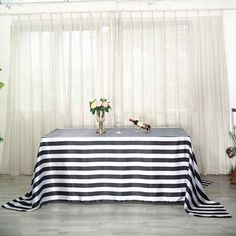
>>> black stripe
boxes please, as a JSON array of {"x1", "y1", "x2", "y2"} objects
[
  {"x1": 40, "y1": 140, "x2": 191, "y2": 147},
  {"x1": 12, "y1": 199, "x2": 32, "y2": 207},
  {"x1": 188, "y1": 154, "x2": 205, "y2": 188},
  {"x1": 184, "y1": 206, "x2": 230, "y2": 218},
  {"x1": 192, "y1": 215, "x2": 231, "y2": 218},
  {"x1": 33, "y1": 166, "x2": 189, "y2": 178},
  {"x1": 184, "y1": 200, "x2": 230, "y2": 218},
  {"x1": 2, "y1": 203, "x2": 30, "y2": 211},
  {"x1": 34, "y1": 157, "x2": 189, "y2": 169},
  {"x1": 48, "y1": 166, "x2": 188, "y2": 171},
  {"x1": 185, "y1": 183, "x2": 221, "y2": 207},
  {"x1": 32, "y1": 174, "x2": 188, "y2": 189},
  {"x1": 37, "y1": 191, "x2": 186, "y2": 198},
  {"x1": 185, "y1": 180, "x2": 210, "y2": 207},
  {"x1": 37, "y1": 149, "x2": 191, "y2": 157},
  {"x1": 34, "y1": 182, "x2": 187, "y2": 189},
  {"x1": 184, "y1": 198, "x2": 225, "y2": 212},
  {"x1": 25, "y1": 191, "x2": 32, "y2": 198},
  {"x1": 188, "y1": 165, "x2": 211, "y2": 203},
  {"x1": 18, "y1": 196, "x2": 33, "y2": 201},
  {"x1": 186, "y1": 210, "x2": 229, "y2": 215}
]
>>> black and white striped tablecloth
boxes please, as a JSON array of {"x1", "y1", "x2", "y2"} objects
[{"x1": 2, "y1": 128, "x2": 231, "y2": 217}]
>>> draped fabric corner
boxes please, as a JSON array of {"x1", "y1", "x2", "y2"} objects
[{"x1": 0, "y1": 10, "x2": 231, "y2": 175}]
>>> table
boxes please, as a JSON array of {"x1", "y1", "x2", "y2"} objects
[{"x1": 2, "y1": 128, "x2": 230, "y2": 217}]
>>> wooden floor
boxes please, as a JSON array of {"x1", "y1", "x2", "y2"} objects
[{"x1": 0, "y1": 175, "x2": 235, "y2": 236}]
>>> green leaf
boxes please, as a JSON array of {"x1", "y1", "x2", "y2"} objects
[
  {"x1": 89, "y1": 99, "x2": 96, "y2": 106},
  {"x1": 0, "y1": 81, "x2": 4, "y2": 89},
  {"x1": 0, "y1": 137, "x2": 3, "y2": 142}
]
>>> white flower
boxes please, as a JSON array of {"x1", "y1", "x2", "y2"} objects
[
  {"x1": 96, "y1": 101, "x2": 102, "y2": 107},
  {"x1": 91, "y1": 101, "x2": 96, "y2": 109},
  {"x1": 102, "y1": 101, "x2": 108, "y2": 108}
]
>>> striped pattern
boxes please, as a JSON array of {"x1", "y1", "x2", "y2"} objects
[
  {"x1": 201, "y1": 179, "x2": 213, "y2": 187},
  {"x1": 2, "y1": 132, "x2": 230, "y2": 217}
]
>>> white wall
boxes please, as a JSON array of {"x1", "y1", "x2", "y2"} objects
[
  {"x1": 224, "y1": 11, "x2": 236, "y2": 132},
  {"x1": 0, "y1": 1, "x2": 236, "y2": 171},
  {"x1": 0, "y1": 16, "x2": 11, "y2": 164}
]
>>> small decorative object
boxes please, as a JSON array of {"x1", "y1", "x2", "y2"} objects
[
  {"x1": 129, "y1": 118, "x2": 151, "y2": 131},
  {"x1": 114, "y1": 113, "x2": 122, "y2": 134},
  {"x1": 226, "y1": 147, "x2": 236, "y2": 158},
  {"x1": 89, "y1": 98, "x2": 111, "y2": 133},
  {"x1": 227, "y1": 110, "x2": 236, "y2": 183}
]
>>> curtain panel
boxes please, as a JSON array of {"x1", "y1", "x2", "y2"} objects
[{"x1": 0, "y1": 11, "x2": 231, "y2": 175}]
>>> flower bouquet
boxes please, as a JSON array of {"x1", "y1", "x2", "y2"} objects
[{"x1": 89, "y1": 98, "x2": 111, "y2": 114}]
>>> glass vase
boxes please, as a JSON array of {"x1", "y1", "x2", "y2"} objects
[{"x1": 96, "y1": 110, "x2": 106, "y2": 133}]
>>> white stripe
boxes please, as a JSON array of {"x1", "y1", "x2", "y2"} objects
[
  {"x1": 187, "y1": 212, "x2": 229, "y2": 217},
  {"x1": 33, "y1": 170, "x2": 188, "y2": 184},
  {"x1": 3, "y1": 204, "x2": 29, "y2": 211},
  {"x1": 33, "y1": 179, "x2": 186, "y2": 193},
  {"x1": 15, "y1": 197, "x2": 32, "y2": 204},
  {"x1": 38, "y1": 144, "x2": 192, "y2": 151},
  {"x1": 185, "y1": 206, "x2": 225, "y2": 211},
  {"x1": 187, "y1": 160, "x2": 216, "y2": 205},
  {"x1": 195, "y1": 178, "x2": 206, "y2": 193},
  {"x1": 184, "y1": 192, "x2": 224, "y2": 211},
  {"x1": 33, "y1": 194, "x2": 185, "y2": 207},
  {"x1": 5, "y1": 200, "x2": 31, "y2": 209},
  {"x1": 33, "y1": 178, "x2": 187, "y2": 187},
  {"x1": 34, "y1": 162, "x2": 189, "y2": 175},
  {"x1": 34, "y1": 161, "x2": 189, "y2": 169},
  {"x1": 15, "y1": 194, "x2": 32, "y2": 201},
  {"x1": 185, "y1": 187, "x2": 217, "y2": 207},
  {"x1": 33, "y1": 170, "x2": 188, "y2": 185}
]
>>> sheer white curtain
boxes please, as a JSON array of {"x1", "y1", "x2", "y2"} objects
[{"x1": 0, "y1": 10, "x2": 231, "y2": 175}]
